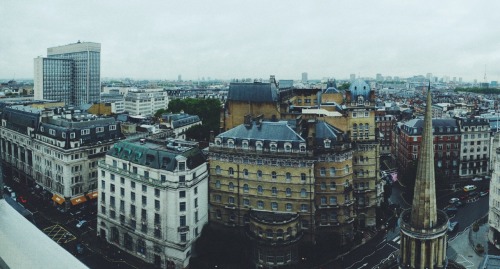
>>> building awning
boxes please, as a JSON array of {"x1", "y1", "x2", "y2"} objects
[
  {"x1": 86, "y1": 191, "x2": 98, "y2": 200},
  {"x1": 70, "y1": 196, "x2": 87, "y2": 206},
  {"x1": 51, "y1": 194, "x2": 65, "y2": 205}
]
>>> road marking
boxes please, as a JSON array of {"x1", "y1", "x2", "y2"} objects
[{"x1": 392, "y1": 236, "x2": 400, "y2": 242}]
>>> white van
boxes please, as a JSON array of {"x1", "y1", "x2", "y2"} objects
[{"x1": 463, "y1": 185, "x2": 477, "y2": 192}]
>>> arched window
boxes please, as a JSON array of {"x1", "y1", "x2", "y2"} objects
[
  {"x1": 215, "y1": 165, "x2": 221, "y2": 175},
  {"x1": 320, "y1": 167, "x2": 326, "y2": 176},
  {"x1": 272, "y1": 187, "x2": 277, "y2": 196},
  {"x1": 286, "y1": 203, "x2": 292, "y2": 211},
  {"x1": 243, "y1": 184, "x2": 249, "y2": 193},
  {"x1": 111, "y1": 227, "x2": 120, "y2": 244},
  {"x1": 228, "y1": 182, "x2": 234, "y2": 191},
  {"x1": 256, "y1": 142, "x2": 263, "y2": 150},
  {"x1": 272, "y1": 171, "x2": 277, "y2": 180},
  {"x1": 257, "y1": 170, "x2": 262, "y2": 179},
  {"x1": 345, "y1": 165, "x2": 350, "y2": 174},
  {"x1": 330, "y1": 182, "x2": 336, "y2": 190},
  {"x1": 284, "y1": 144, "x2": 291, "y2": 152},
  {"x1": 286, "y1": 172, "x2": 292, "y2": 182},
  {"x1": 300, "y1": 144, "x2": 306, "y2": 152},
  {"x1": 300, "y1": 188, "x2": 307, "y2": 198},
  {"x1": 215, "y1": 180, "x2": 221, "y2": 189},
  {"x1": 266, "y1": 229, "x2": 273, "y2": 238},
  {"x1": 286, "y1": 188, "x2": 292, "y2": 197},
  {"x1": 257, "y1": 200, "x2": 264, "y2": 209},
  {"x1": 271, "y1": 202, "x2": 278, "y2": 210},
  {"x1": 320, "y1": 197, "x2": 327, "y2": 205},
  {"x1": 277, "y1": 229, "x2": 284, "y2": 238},
  {"x1": 257, "y1": 185, "x2": 263, "y2": 194},
  {"x1": 330, "y1": 196, "x2": 337, "y2": 205},
  {"x1": 270, "y1": 144, "x2": 277, "y2": 151},
  {"x1": 243, "y1": 169, "x2": 249, "y2": 178},
  {"x1": 228, "y1": 140, "x2": 234, "y2": 148},
  {"x1": 228, "y1": 167, "x2": 234, "y2": 176},
  {"x1": 330, "y1": 167, "x2": 336, "y2": 176},
  {"x1": 353, "y1": 123, "x2": 357, "y2": 131}
]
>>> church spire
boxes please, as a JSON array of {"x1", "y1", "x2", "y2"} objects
[{"x1": 410, "y1": 83, "x2": 438, "y2": 229}]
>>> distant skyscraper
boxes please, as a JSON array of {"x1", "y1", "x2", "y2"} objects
[
  {"x1": 426, "y1": 73, "x2": 432, "y2": 81},
  {"x1": 301, "y1": 72, "x2": 308, "y2": 83},
  {"x1": 34, "y1": 41, "x2": 101, "y2": 105},
  {"x1": 376, "y1": 73, "x2": 383, "y2": 81},
  {"x1": 178, "y1": 74, "x2": 182, "y2": 82},
  {"x1": 459, "y1": 77, "x2": 463, "y2": 83},
  {"x1": 350, "y1": 73, "x2": 356, "y2": 81}
]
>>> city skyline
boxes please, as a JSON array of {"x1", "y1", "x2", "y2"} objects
[{"x1": 1, "y1": 0, "x2": 500, "y2": 81}]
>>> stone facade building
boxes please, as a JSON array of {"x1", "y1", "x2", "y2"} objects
[{"x1": 98, "y1": 138, "x2": 208, "y2": 268}]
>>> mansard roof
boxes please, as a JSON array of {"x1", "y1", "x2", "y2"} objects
[
  {"x1": 401, "y1": 118, "x2": 459, "y2": 135},
  {"x1": 218, "y1": 121, "x2": 304, "y2": 143},
  {"x1": 227, "y1": 82, "x2": 278, "y2": 103},
  {"x1": 108, "y1": 139, "x2": 206, "y2": 171}
]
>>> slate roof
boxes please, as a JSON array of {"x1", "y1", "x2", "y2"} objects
[
  {"x1": 314, "y1": 121, "x2": 344, "y2": 144},
  {"x1": 402, "y1": 118, "x2": 459, "y2": 135},
  {"x1": 218, "y1": 121, "x2": 304, "y2": 142},
  {"x1": 349, "y1": 79, "x2": 371, "y2": 100},
  {"x1": 227, "y1": 82, "x2": 278, "y2": 102},
  {"x1": 108, "y1": 139, "x2": 206, "y2": 172},
  {"x1": 161, "y1": 113, "x2": 201, "y2": 128}
]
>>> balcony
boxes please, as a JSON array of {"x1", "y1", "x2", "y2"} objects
[
  {"x1": 343, "y1": 185, "x2": 353, "y2": 193},
  {"x1": 178, "y1": 226, "x2": 189, "y2": 233}
]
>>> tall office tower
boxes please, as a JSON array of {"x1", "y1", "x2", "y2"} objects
[
  {"x1": 426, "y1": 73, "x2": 433, "y2": 81},
  {"x1": 376, "y1": 73, "x2": 383, "y2": 81},
  {"x1": 350, "y1": 74, "x2": 356, "y2": 81},
  {"x1": 301, "y1": 72, "x2": 308, "y2": 83},
  {"x1": 459, "y1": 77, "x2": 463, "y2": 83},
  {"x1": 178, "y1": 74, "x2": 182, "y2": 82},
  {"x1": 34, "y1": 41, "x2": 101, "y2": 105},
  {"x1": 399, "y1": 86, "x2": 448, "y2": 268}
]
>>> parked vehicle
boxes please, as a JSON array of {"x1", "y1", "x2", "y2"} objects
[
  {"x1": 10, "y1": 192, "x2": 16, "y2": 200},
  {"x1": 463, "y1": 185, "x2": 477, "y2": 192},
  {"x1": 446, "y1": 207, "x2": 458, "y2": 217},
  {"x1": 480, "y1": 190, "x2": 489, "y2": 197},
  {"x1": 448, "y1": 221, "x2": 459, "y2": 232},
  {"x1": 454, "y1": 201, "x2": 464, "y2": 207},
  {"x1": 449, "y1": 198, "x2": 460, "y2": 204},
  {"x1": 76, "y1": 220, "x2": 88, "y2": 228},
  {"x1": 17, "y1": 196, "x2": 27, "y2": 204}
]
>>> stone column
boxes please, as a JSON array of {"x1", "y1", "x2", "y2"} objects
[
  {"x1": 420, "y1": 240, "x2": 426, "y2": 269},
  {"x1": 410, "y1": 238, "x2": 416, "y2": 268},
  {"x1": 429, "y1": 239, "x2": 436, "y2": 268},
  {"x1": 437, "y1": 237, "x2": 443, "y2": 268},
  {"x1": 401, "y1": 235, "x2": 406, "y2": 264}
]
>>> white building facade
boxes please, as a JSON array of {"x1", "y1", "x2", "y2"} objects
[
  {"x1": 458, "y1": 118, "x2": 490, "y2": 181},
  {"x1": 97, "y1": 138, "x2": 208, "y2": 268},
  {"x1": 124, "y1": 89, "x2": 169, "y2": 116}
]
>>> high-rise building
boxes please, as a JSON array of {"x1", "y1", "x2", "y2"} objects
[
  {"x1": 376, "y1": 73, "x2": 383, "y2": 81},
  {"x1": 399, "y1": 88, "x2": 448, "y2": 268},
  {"x1": 34, "y1": 41, "x2": 101, "y2": 105},
  {"x1": 426, "y1": 73, "x2": 433, "y2": 81},
  {"x1": 301, "y1": 72, "x2": 308, "y2": 83},
  {"x1": 350, "y1": 74, "x2": 356, "y2": 81}
]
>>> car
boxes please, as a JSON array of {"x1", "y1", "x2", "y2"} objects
[
  {"x1": 454, "y1": 201, "x2": 464, "y2": 207},
  {"x1": 17, "y1": 195, "x2": 27, "y2": 204},
  {"x1": 446, "y1": 207, "x2": 458, "y2": 217},
  {"x1": 3, "y1": 185, "x2": 13, "y2": 194},
  {"x1": 10, "y1": 192, "x2": 16, "y2": 200},
  {"x1": 70, "y1": 210, "x2": 82, "y2": 216},
  {"x1": 448, "y1": 221, "x2": 459, "y2": 232},
  {"x1": 449, "y1": 198, "x2": 460, "y2": 204},
  {"x1": 463, "y1": 185, "x2": 477, "y2": 192},
  {"x1": 480, "y1": 190, "x2": 489, "y2": 197},
  {"x1": 76, "y1": 220, "x2": 88, "y2": 228}
]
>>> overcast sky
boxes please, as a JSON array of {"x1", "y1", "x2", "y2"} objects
[{"x1": 1, "y1": 0, "x2": 500, "y2": 82}]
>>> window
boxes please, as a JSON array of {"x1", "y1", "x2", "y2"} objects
[
  {"x1": 215, "y1": 180, "x2": 221, "y2": 189},
  {"x1": 272, "y1": 187, "x2": 277, "y2": 196},
  {"x1": 286, "y1": 203, "x2": 292, "y2": 211},
  {"x1": 272, "y1": 171, "x2": 277, "y2": 180},
  {"x1": 301, "y1": 204, "x2": 308, "y2": 212},
  {"x1": 320, "y1": 167, "x2": 326, "y2": 176},
  {"x1": 155, "y1": 200, "x2": 160, "y2": 210},
  {"x1": 286, "y1": 172, "x2": 292, "y2": 182},
  {"x1": 243, "y1": 169, "x2": 249, "y2": 178},
  {"x1": 142, "y1": 195, "x2": 147, "y2": 206},
  {"x1": 243, "y1": 184, "x2": 249, "y2": 193},
  {"x1": 286, "y1": 188, "x2": 292, "y2": 197},
  {"x1": 320, "y1": 182, "x2": 326, "y2": 190},
  {"x1": 330, "y1": 196, "x2": 337, "y2": 205},
  {"x1": 131, "y1": 192, "x2": 136, "y2": 201},
  {"x1": 321, "y1": 197, "x2": 327, "y2": 205},
  {"x1": 228, "y1": 182, "x2": 234, "y2": 191},
  {"x1": 330, "y1": 167, "x2": 336, "y2": 176},
  {"x1": 194, "y1": 198, "x2": 198, "y2": 208},
  {"x1": 257, "y1": 170, "x2": 263, "y2": 179},
  {"x1": 258, "y1": 185, "x2": 263, "y2": 194},
  {"x1": 142, "y1": 184, "x2": 147, "y2": 192},
  {"x1": 229, "y1": 167, "x2": 234, "y2": 177},
  {"x1": 243, "y1": 199, "x2": 250, "y2": 207},
  {"x1": 300, "y1": 188, "x2": 307, "y2": 198},
  {"x1": 155, "y1": 188, "x2": 160, "y2": 197},
  {"x1": 301, "y1": 173, "x2": 306, "y2": 182},
  {"x1": 215, "y1": 166, "x2": 221, "y2": 174},
  {"x1": 131, "y1": 181, "x2": 135, "y2": 189},
  {"x1": 271, "y1": 202, "x2": 278, "y2": 210},
  {"x1": 228, "y1": 197, "x2": 235, "y2": 204},
  {"x1": 179, "y1": 202, "x2": 186, "y2": 211},
  {"x1": 330, "y1": 182, "x2": 336, "y2": 190},
  {"x1": 257, "y1": 201, "x2": 264, "y2": 209}
]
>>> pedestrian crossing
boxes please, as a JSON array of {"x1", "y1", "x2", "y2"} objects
[{"x1": 391, "y1": 236, "x2": 401, "y2": 244}]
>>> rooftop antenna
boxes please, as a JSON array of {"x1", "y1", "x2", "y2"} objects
[{"x1": 484, "y1": 64, "x2": 488, "y2": 83}]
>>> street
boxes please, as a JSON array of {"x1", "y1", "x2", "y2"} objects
[{"x1": 337, "y1": 182, "x2": 490, "y2": 269}]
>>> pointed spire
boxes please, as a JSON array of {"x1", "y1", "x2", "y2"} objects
[{"x1": 410, "y1": 84, "x2": 438, "y2": 229}]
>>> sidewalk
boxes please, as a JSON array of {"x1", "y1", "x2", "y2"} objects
[{"x1": 447, "y1": 216, "x2": 489, "y2": 269}]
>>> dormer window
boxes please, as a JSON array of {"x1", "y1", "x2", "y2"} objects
[
  {"x1": 357, "y1": 96, "x2": 364, "y2": 105},
  {"x1": 242, "y1": 140, "x2": 249, "y2": 149},
  {"x1": 284, "y1": 143, "x2": 292, "y2": 152},
  {"x1": 270, "y1": 142, "x2": 277, "y2": 152},
  {"x1": 324, "y1": 139, "x2": 331, "y2": 148},
  {"x1": 227, "y1": 139, "x2": 234, "y2": 148},
  {"x1": 299, "y1": 144, "x2": 306, "y2": 152},
  {"x1": 215, "y1": 138, "x2": 221, "y2": 146},
  {"x1": 256, "y1": 141, "x2": 263, "y2": 151}
]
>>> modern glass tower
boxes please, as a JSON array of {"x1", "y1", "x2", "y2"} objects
[{"x1": 34, "y1": 41, "x2": 101, "y2": 105}]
